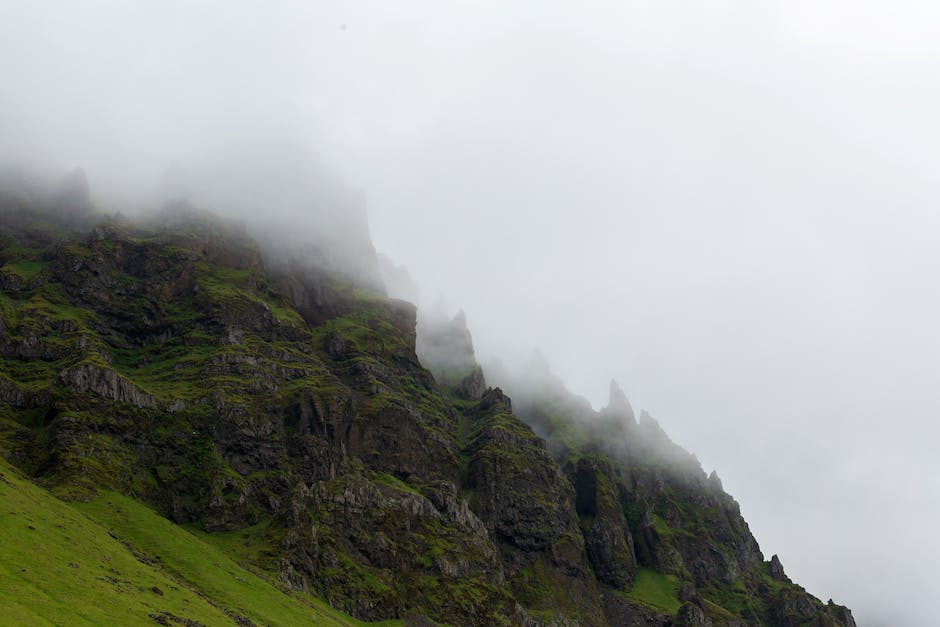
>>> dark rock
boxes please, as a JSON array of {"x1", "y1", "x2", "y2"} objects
[
  {"x1": 769, "y1": 554, "x2": 790, "y2": 582},
  {"x1": 56, "y1": 362, "x2": 156, "y2": 408},
  {"x1": 827, "y1": 601, "x2": 857, "y2": 627},
  {"x1": 600, "y1": 588, "x2": 671, "y2": 626},
  {"x1": 570, "y1": 457, "x2": 637, "y2": 588},
  {"x1": 462, "y1": 391, "x2": 604, "y2": 623},
  {"x1": 476, "y1": 387, "x2": 512, "y2": 414},
  {"x1": 325, "y1": 331, "x2": 347, "y2": 358},
  {"x1": 706, "y1": 471, "x2": 723, "y2": 493},
  {"x1": 675, "y1": 602, "x2": 712, "y2": 627},
  {"x1": 455, "y1": 365, "x2": 487, "y2": 400},
  {"x1": 679, "y1": 581, "x2": 697, "y2": 602}
]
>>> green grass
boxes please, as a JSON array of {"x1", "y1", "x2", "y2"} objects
[
  {"x1": 0, "y1": 457, "x2": 233, "y2": 626},
  {"x1": 268, "y1": 300, "x2": 306, "y2": 326},
  {"x1": 195, "y1": 264, "x2": 254, "y2": 299},
  {"x1": 700, "y1": 597, "x2": 736, "y2": 623},
  {"x1": 620, "y1": 567, "x2": 682, "y2": 615},
  {"x1": 652, "y1": 513, "x2": 675, "y2": 536},
  {"x1": 1, "y1": 259, "x2": 47, "y2": 280},
  {"x1": 183, "y1": 517, "x2": 283, "y2": 574},
  {"x1": 75, "y1": 491, "x2": 402, "y2": 626},
  {"x1": 0, "y1": 455, "x2": 400, "y2": 625},
  {"x1": 699, "y1": 577, "x2": 759, "y2": 616},
  {"x1": 370, "y1": 471, "x2": 423, "y2": 497},
  {"x1": 194, "y1": 263, "x2": 305, "y2": 329}
]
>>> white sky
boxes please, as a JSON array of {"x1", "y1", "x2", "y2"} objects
[{"x1": 2, "y1": 2, "x2": 938, "y2": 624}]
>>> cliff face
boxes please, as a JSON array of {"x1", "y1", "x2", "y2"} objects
[{"x1": 0, "y1": 189, "x2": 854, "y2": 626}]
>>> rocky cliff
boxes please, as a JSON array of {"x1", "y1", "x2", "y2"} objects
[{"x1": 0, "y1": 181, "x2": 854, "y2": 626}]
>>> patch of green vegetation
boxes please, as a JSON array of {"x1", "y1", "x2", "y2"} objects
[
  {"x1": 318, "y1": 546, "x2": 399, "y2": 609},
  {"x1": 370, "y1": 471, "x2": 423, "y2": 497},
  {"x1": 267, "y1": 299, "x2": 305, "y2": 326},
  {"x1": 647, "y1": 485, "x2": 728, "y2": 542},
  {"x1": 699, "y1": 576, "x2": 762, "y2": 617},
  {"x1": 619, "y1": 567, "x2": 682, "y2": 615},
  {"x1": 192, "y1": 263, "x2": 305, "y2": 331},
  {"x1": 0, "y1": 283, "x2": 94, "y2": 330},
  {"x1": 652, "y1": 513, "x2": 674, "y2": 536},
  {"x1": 0, "y1": 359, "x2": 66, "y2": 390},
  {"x1": 1, "y1": 259, "x2": 47, "y2": 280},
  {"x1": 0, "y1": 241, "x2": 45, "y2": 259},
  {"x1": 756, "y1": 560, "x2": 788, "y2": 592},
  {"x1": 185, "y1": 517, "x2": 282, "y2": 573},
  {"x1": 0, "y1": 457, "x2": 234, "y2": 625},
  {"x1": 195, "y1": 263, "x2": 254, "y2": 299},
  {"x1": 700, "y1": 597, "x2": 736, "y2": 623},
  {"x1": 0, "y1": 409, "x2": 43, "y2": 475},
  {"x1": 509, "y1": 557, "x2": 598, "y2": 624},
  {"x1": 313, "y1": 315, "x2": 404, "y2": 358},
  {"x1": 41, "y1": 430, "x2": 140, "y2": 501},
  {"x1": 109, "y1": 340, "x2": 218, "y2": 400},
  {"x1": 415, "y1": 574, "x2": 504, "y2": 622},
  {"x1": 76, "y1": 490, "x2": 398, "y2": 626}
]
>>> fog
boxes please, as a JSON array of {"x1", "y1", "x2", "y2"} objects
[{"x1": 2, "y1": 2, "x2": 939, "y2": 624}]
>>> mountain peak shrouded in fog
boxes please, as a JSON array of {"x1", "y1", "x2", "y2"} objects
[
  {"x1": 154, "y1": 136, "x2": 385, "y2": 293},
  {"x1": 604, "y1": 379, "x2": 636, "y2": 425},
  {"x1": 416, "y1": 304, "x2": 487, "y2": 400},
  {"x1": 708, "y1": 470, "x2": 724, "y2": 492}
]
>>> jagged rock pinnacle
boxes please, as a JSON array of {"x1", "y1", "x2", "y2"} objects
[
  {"x1": 455, "y1": 365, "x2": 487, "y2": 401},
  {"x1": 707, "y1": 470, "x2": 724, "y2": 492},
  {"x1": 770, "y1": 554, "x2": 791, "y2": 582},
  {"x1": 605, "y1": 379, "x2": 635, "y2": 424}
]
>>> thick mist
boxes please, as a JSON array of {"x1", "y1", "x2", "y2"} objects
[{"x1": 3, "y1": 2, "x2": 938, "y2": 625}]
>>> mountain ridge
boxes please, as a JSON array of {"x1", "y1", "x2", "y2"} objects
[{"x1": 0, "y1": 181, "x2": 855, "y2": 626}]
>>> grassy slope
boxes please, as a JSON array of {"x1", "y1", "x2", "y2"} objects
[
  {"x1": 0, "y1": 457, "x2": 231, "y2": 626},
  {"x1": 620, "y1": 567, "x2": 681, "y2": 616},
  {"x1": 0, "y1": 457, "x2": 399, "y2": 626}
]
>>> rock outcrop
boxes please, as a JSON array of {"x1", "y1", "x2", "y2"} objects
[
  {"x1": 769, "y1": 554, "x2": 791, "y2": 583},
  {"x1": 57, "y1": 361, "x2": 156, "y2": 408},
  {"x1": 604, "y1": 379, "x2": 636, "y2": 426},
  {"x1": 416, "y1": 307, "x2": 486, "y2": 398}
]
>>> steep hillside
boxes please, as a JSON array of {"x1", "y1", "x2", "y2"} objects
[
  {"x1": 0, "y1": 185, "x2": 854, "y2": 626},
  {"x1": 0, "y1": 456, "x2": 382, "y2": 626}
]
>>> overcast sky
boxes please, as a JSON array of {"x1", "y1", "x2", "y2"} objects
[{"x1": 2, "y1": 2, "x2": 938, "y2": 625}]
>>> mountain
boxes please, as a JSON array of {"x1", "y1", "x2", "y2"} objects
[{"x1": 0, "y1": 177, "x2": 855, "y2": 626}]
